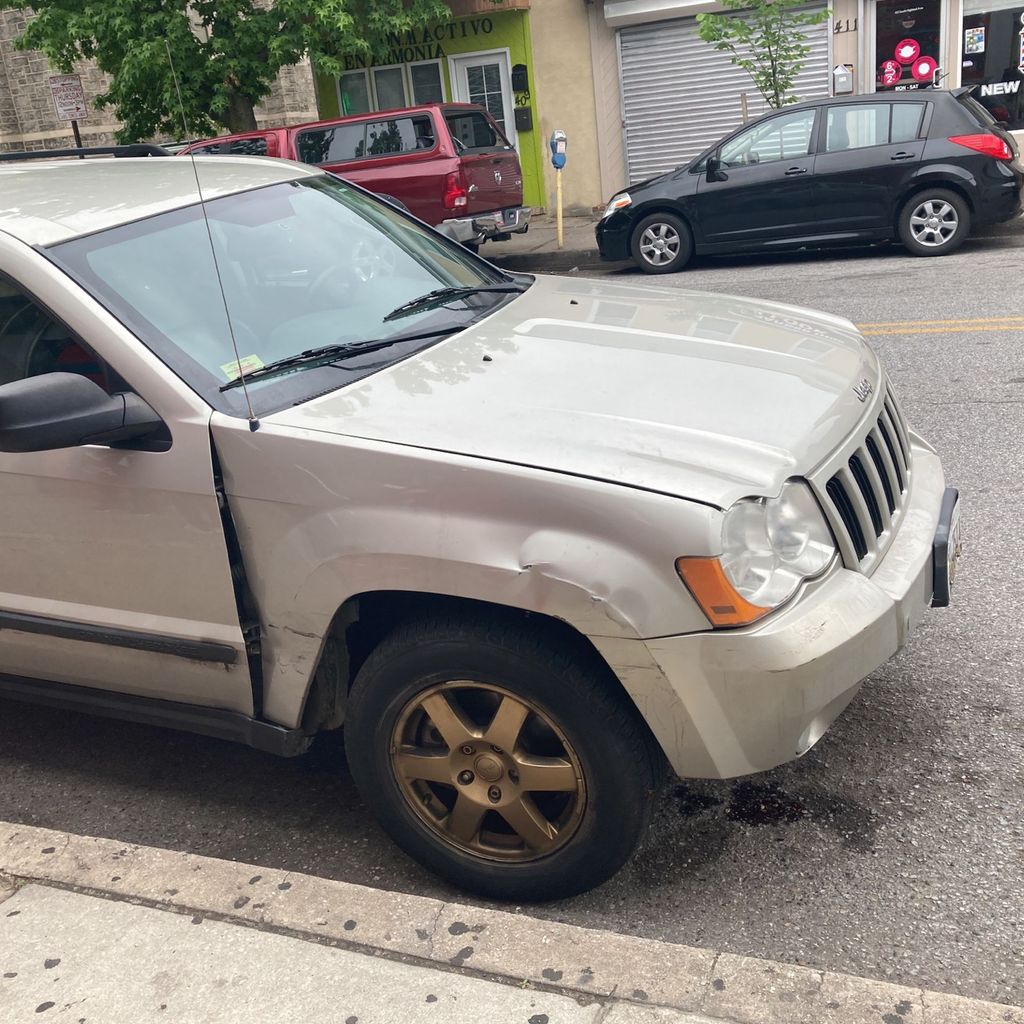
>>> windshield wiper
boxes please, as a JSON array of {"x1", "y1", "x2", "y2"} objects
[
  {"x1": 219, "y1": 326, "x2": 457, "y2": 391},
  {"x1": 382, "y1": 283, "x2": 525, "y2": 322}
]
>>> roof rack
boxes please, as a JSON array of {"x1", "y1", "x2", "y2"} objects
[{"x1": 0, "y1": 144, "x2": 172, "y2": 163}]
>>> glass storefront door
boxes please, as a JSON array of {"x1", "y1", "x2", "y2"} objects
[
  {"x1": 962, "y1": 0, "x2": 1024, "y2": 129},
  {"x1": 875, "y1": 0, "x2": 944, "y2": 90},
  {"x1": 450, "y1": 51, "x2": 517, "y2": 148}
]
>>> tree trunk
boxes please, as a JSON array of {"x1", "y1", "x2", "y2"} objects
[{"x1": 223, "y1": 89, "x2": 258, "y2": 133}]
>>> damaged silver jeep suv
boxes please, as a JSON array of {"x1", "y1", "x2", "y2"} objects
[{"x1": 0, "y1": 153, "x2": 960, "y2": 900}]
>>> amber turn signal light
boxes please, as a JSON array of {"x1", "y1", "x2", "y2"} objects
[{"x1": 675, "y1": 556, "x2": 771, "y2": 628}]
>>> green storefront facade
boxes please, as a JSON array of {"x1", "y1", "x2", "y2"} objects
[{"x1": 314, "y1": 8, "x2": 544, "y2": 208}]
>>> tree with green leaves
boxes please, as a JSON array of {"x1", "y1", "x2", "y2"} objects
[
  {"x1": 10, "y1": 0, "x2": 451, "y2": 142},
  {"x1": 696, "y1": 0, "x2": 831, "y2": 110}
]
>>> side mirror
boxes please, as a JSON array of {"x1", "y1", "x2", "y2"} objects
[
  {"x1": 0, "y1": 372, "x2": 163, "y2": 453},
  {"x1": 706, "y1": 155, "x2": 727, "y2": 182}
]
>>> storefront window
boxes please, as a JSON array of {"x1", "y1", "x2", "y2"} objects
[
  {"x1": 962, "y1": 0, "x2": 1024, "y2": 129},
  {"x1": 410, "y1": 62, "x2": 445, "y2": 104},
  {"x1": 875, "y1": 0, "x2": 943, "y2": 91},
  {"x1": 339, "y1": 70, "x2": 371, "y2": 116},
  {"x1": 372, "y1": 66, "x2": 408, "y2": 110}
]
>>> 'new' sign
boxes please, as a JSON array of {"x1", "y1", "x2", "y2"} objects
[{"x1": 979, "y1": 81, "x2": 1021, "y2": 97}]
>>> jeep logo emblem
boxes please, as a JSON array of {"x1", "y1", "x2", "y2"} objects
[{"x1": 853, "y1": 378, "x2": 874, "y2": 403}]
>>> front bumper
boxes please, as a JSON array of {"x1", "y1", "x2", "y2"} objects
[
  {"x1": 614, "y1": 441, "x2": 948, "y2": 780},
  {"x1": 438, "y1": 206, "x2": 531, "y2": 245},
  {"x1": 595, "y1": 213, "x2": 633, "y2": 261}
]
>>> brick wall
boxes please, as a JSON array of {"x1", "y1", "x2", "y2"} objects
[{"x1": 0, "y1": 10, "x2": 319, "y2": 153}]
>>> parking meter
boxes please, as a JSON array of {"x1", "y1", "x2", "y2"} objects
[
  {"x1": 550, "y1": 129, "x2": 567, "y2": 169},
  {"x1": 549, "y1": 130, "x2": 567, "y2": 248}
]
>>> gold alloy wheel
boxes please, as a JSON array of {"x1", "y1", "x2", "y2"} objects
[{"x1": 390, "y1": 682, "x2": 586, "y2": 862}]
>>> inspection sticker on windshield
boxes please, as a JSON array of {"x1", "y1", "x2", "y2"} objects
[{"x1": 221, "y1": 355, "x2": 265, "y2": 381}]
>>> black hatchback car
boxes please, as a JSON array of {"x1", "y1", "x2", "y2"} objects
[{"x1": 597, "y1": 88, "x2": 1022, "y2": 274}]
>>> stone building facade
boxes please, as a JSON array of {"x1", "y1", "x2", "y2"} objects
[{"x1": 0, "y1": 8, "x2": 318, "y2": 153}]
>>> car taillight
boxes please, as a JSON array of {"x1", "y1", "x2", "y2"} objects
[
  {"x1": 443, "y1": 171, "x2": 468, "y2": 210},
  {"x1": 948, "y1": 133, "x2": 1013, "y2": 161}
]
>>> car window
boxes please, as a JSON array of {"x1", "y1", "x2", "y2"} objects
[
  {"x1": 719, "y1": 108, "x2": 816, "y2": 167},
  {"x1": 364, "y1": 115, "x2": 436, "y2": 156},
  {"x1": 227, "y1": 136, "x2": 269, "y2": 156},
  {"x1": 891, "y1": 103, "x2": 925, "y2": 143},
  {"x1": 191, "y1": 142, "x2": 226, "y2": 156},
  {"x1": 444, "y1": 110, "x2": 509, "y2": 152},
  {"x1": 296, "y1": 123, "x2": 367, "y2": 164},
  {"x1": 826, "y1": 104, "x2": 889, "y2": 151},
  {"x1": 0, "y1": 276, "x2": 113, "y2": 391},
  {"x1": 825, "y1": 103, "x2": 926, "y2": 151}
]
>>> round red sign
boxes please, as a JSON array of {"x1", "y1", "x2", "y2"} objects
[
  {"x1": 881, "y1": 59, "x2": 902, "y2": 86},
  {"x1": 894, "y1": 38, "x2": 921, "y2": 64},
  {"x1": 911, "y1": 55, "x2": 938, "y2": 82}
]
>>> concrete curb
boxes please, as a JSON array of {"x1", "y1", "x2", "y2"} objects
[
  {"x1": 1, "y1": 822, "x2": 1021, "y2": 1024},
  {"x1": 490, "y1": 248, "x2": 611, "y2": 273},
  {"x1": 487, "y1": 249, "x2": 606, "y2": 274}
]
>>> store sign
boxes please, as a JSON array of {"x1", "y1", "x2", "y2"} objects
[
  {"x1": 979, "y1": 81, "x2": 1020, "y2": 96},
  {"x1": 911, "y1": 55, "x2": 938, "y2": 80},
  {"x1": 894, "y1": 37, "x2": 921, "y2": 62},
  {"x1": 881, "y1": 59, "x2": 902, "y2": 86},
  {"x1": 343, "y1": 17, "x2": 495, "y2": 70}
]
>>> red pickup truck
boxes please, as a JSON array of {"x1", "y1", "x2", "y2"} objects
[{"x1": 181, "y1": 103, "x2": 530, "y2": 250}]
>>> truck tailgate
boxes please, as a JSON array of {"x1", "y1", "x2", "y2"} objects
[{"x1": 459, "y1": 150, "x2": 523, "y2": 216}]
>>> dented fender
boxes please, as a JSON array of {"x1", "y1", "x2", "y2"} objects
[{"x1": 210, "y1": 414, "x2": 720, "y2": 728}]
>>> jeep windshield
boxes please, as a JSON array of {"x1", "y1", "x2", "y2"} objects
[{"x1": 48, "y1": 175, "x2": 528, "y2": 418}]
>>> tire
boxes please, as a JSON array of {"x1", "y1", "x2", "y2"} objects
[
  {"x1": 344, "y1": 615, "x2": 663, "y2": 901},
  {"x1": 897, "y1": 188, "x2": 970, "y2": 256},
  {"x1": 630, "y1": 212, "x2": 693, "y2": 274}
]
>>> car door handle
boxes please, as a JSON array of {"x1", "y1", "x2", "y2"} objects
[
  {"x1": 890, "y1": 151, "x2": 916, "y2": 161},
  {"x1": 784, "y1": 166, "x2": 808, "y2": 176}
]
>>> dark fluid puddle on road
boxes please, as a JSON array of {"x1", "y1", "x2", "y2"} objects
[
  {"x1": 725, "y1": 781, "x2": 805, "y2": 825},
  {"x1": 674, "y1": 781, "x2": 878, "y2": 851}
]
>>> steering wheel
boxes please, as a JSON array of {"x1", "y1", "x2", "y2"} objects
[{"x1": 307, "y1": 238, "x2": 398, "y2": 303}]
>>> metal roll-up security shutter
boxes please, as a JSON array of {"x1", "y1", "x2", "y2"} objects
[{"x1": 619, "y1": 10, "x2": 830, "y2": 183}]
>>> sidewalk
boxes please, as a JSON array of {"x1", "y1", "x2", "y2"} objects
[
  {"x1": 487, "y1": 211, "x2": 608, "y2": 273},
  {"x1": 2, "y1": 823, "x2": 1022, "y2": 1024}
]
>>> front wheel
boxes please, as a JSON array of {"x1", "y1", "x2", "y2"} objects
[
  {"x1": 344, "y1": 616, "x2": 662, "y2": 901},
  {"x1": 630, "y1": 212, "x2": 693, "y2": 274},
  {"x1": 898, "y1": 189, "x2": 970, "y2": 256}
]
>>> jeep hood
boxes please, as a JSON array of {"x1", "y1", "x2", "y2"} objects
[{"x1": 266, "y1": 275, "x2": 879, "y2": 508}]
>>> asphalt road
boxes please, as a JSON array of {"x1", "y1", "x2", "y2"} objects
[{"x1": 2, "y1": 230, "x2": 1022, "y2": 1006}]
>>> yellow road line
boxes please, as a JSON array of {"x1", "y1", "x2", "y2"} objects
[
  {"x1": 856, "y1": 316, "x2": 1024, "y2": 328},
  {"x1": 860, "y1": 324, "x2": 1022, "y2": 336}
]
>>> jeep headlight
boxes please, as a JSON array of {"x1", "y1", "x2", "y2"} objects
[
  {"x1": 602, "y1": 192, "x2": 632, "y2": 219},
  {"x1": 677, "y1": 481, "x2": 836, "y2": 627}
]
